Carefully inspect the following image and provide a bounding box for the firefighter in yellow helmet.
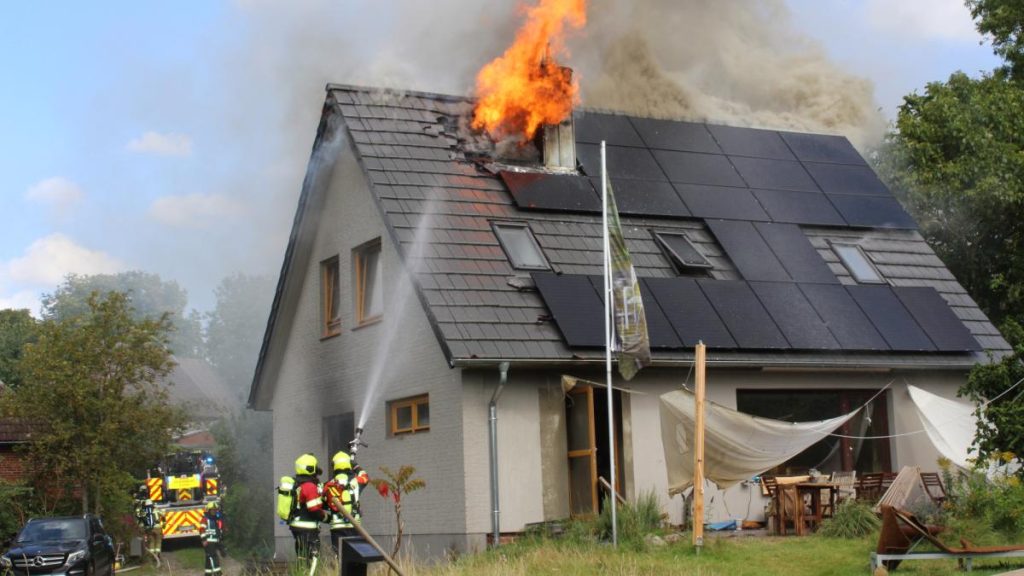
[200,501,225,576]
[289,453,327,574]
[323,450,369,553]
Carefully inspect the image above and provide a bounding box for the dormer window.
[492,222,550,271]
[832,243,884,284]
[654,231,712,275]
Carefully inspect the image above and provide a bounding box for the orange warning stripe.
[146,478,163,502]
[162,508,203,536]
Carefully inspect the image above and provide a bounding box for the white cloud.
[126,131,193,156]
[0,291,42,316]
[5,234,125,286]
[866,0,979,41]
[25,177,84,217]
[148,194,240,228]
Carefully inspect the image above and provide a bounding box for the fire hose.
[334,505,406,576]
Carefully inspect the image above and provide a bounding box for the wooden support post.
[693,342,706,549]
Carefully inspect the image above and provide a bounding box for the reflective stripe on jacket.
[326,473,361,530]
[289,478,324,530]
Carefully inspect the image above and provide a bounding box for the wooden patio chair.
[919,472,947,506]
[762,476,805,535]
[871,506,1024,571]
[881,471,899,492]
[857,472,884,502]
[821,470,856,517]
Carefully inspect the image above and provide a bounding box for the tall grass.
[818,500,880,538]
[595,490,664,546]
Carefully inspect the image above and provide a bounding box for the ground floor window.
[736,388,891,476]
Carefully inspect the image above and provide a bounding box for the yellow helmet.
[205,501,219,511]
[332,451,353,473]
[295,453,319,476]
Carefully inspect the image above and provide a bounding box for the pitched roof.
[250,84,1010,405]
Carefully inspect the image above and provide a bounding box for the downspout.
[489,362,510,548]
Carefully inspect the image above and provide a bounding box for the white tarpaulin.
[659,389,861,494]
[907,384,977,470]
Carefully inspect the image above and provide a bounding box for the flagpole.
[601,140,618,547]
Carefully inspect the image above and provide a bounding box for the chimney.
[542,116,576,171]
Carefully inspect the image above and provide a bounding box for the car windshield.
[16,519,87,543]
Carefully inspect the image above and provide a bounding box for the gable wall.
[268,136,466,556]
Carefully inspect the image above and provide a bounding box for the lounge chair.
[871,506,1024,572]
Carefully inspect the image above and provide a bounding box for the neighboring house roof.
[0,419,39,444]
[249,85,1010,407]
[166,357,234,419]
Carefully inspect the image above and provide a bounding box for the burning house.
[247,0,1010,559]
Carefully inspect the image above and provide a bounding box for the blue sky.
[0,0,1004,315]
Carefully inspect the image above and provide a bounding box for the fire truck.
[142,450,223,540]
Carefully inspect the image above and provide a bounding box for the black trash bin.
[338,537,384,576]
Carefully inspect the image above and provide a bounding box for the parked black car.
[0,515,114,576]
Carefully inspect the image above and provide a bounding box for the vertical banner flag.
[606,180,651,380]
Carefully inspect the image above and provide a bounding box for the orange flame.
[472,0,587,143]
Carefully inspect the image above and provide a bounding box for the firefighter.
[134,487,165,567]
[290,453,327,574]
[324,450,369,553]
[200,501,225,576]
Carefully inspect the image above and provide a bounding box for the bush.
[941,458,1024,545]
[818,500,880,538]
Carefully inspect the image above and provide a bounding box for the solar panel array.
[502,112,917,229]
[532,272,980,352]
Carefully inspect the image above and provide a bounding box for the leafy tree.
[205,274,275,401]
[210,411,273,559]
[875,71,1024,326]
[4,292,187,528]
[0,309,38,388]
[966,0,1024,80]
[42,272,204,358]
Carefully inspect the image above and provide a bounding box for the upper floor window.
[353,238,383,325]
[492,222,550,271]
[832,243,884,284]
[389,394,430,436]
[653,231,712,275]
[320,256,341,337]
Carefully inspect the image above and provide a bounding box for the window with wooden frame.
[320,256,341,337]
[353,238,383,326]
[388,395,429,436]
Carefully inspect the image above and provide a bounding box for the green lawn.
[407,534,1024,576]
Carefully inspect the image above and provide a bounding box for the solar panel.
[804,163,891,196]
[651,149,746,187]
[893,287,981,351]
[531,273,605,347]
[588,276,682,348]
[778,132,866,165]
[752,188,846,226]
[706,124,796,160]
[828,195,917,229]
[730,157,821,192]
[753,222,838,284]
[629,117,722,154]
[673,184,770,221]
[706,220,790,282]
[573,112,646,147]
[846,285,935,351]
[750,281,840,349]
[577,143,667,180]
[698,279,789,349]
[798,284,889,350]
[500,171,601,213]
[643,277,736,348]
[589,178,690,217]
